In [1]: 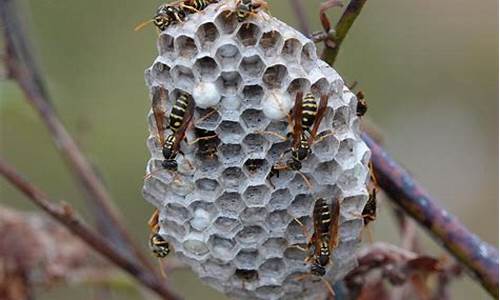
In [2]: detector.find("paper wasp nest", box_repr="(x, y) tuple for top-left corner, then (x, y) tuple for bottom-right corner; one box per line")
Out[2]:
(142, 1), (370, 299)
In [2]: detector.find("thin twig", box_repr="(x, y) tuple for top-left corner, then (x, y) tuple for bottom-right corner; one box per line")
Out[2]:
(0, 0), (154, 272)
(0, 158), (180, 300)
(362, 133), (499, 298)
(321, 0), (368, 65)
(289, 0), (310, 35)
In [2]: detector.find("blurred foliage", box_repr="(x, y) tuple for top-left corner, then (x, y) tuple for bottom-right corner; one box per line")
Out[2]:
(0, 0), (497, 299)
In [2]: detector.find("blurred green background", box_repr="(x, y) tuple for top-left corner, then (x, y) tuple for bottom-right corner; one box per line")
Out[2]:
(0, 0), (497, 299)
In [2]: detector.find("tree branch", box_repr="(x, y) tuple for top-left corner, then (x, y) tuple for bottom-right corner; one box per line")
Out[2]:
(321, 0), (368, 65)
(289, 0), (310, 35)
(0, 0), (154, 272)
(362, 133), (499, 298)
(0, 158), (180, 300)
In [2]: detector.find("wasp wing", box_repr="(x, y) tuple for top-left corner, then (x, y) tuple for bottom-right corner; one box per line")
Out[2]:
(328, 197), (341, 250)
(291, 91), (304, 149)
(171, 95), (194, 151)
(151, 86), (168, 146)
(308, 94), (328, 145)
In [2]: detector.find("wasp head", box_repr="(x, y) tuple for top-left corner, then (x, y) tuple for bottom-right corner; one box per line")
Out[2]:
(310, 264), (326, 277)
(162, 159), (178, 171)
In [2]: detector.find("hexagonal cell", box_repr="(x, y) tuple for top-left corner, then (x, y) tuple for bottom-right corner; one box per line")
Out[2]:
(213, 216), (242, 237)
(312, 132), (339, 161)
(159, 33), (175, 56)
(236, 225), (267, 246)
(312, 160), (341, 185)
(195, 108), (222, 130)
(243, 158), (269, 177)
(195, 178), (220, 193)
(215, 10), (238, 34)
(152, 62), (172, 85)
(258, 30), (283, 56)
(215, 192), (245, 217)
(241, 207), (268, 224)
(171, 65), (195, 90)
(301, 42), (317, 72)
(183, 232), (210, 257)
(197, 158), (222, 176)
(201, 260), (234, 281)
(286, 77), (311, 95)
(311, 78), (330, 98)
(281, 38), (302, 62)
(336, 138), (357, 167)
(289, 194), (314, 218)
(241, 108), (268, 131)
(196, 22), (220, 50)
(221, 167), (247, 192)
(243, 133), (269, 155)
(189, 200), (219, 231)
(193, 56), (220, 80)
(263, 120), (289, 143)
(285, 217), (310, 244)
(239, 55), (265, 78)
(258, 258), (286, 279)
(266, 209), (291, 232)
(209, 235), (238, 262)
(256, 285), (284, 299)
(164, 203), (192, 224)
(216, 71), (242, 96)
(261, 238), (287, 258)
(194, 128), (220, 160)
(236, 23), (261, 47)
(332, 105), (350, 133)
(215, 44), (242, 69)
(234, 249), (260, 269)
(162, 219), (188, 239)
(175, 35), (198, 59)
(269, 188), (293, 211)
(337, 164), (364, 191)
(234, 269), (259, 283)
(243, 184), (271, 207)
(262, 64), (288, 89)
(267, 141), (290, 162)
(241, 84), (264, 107)
(219, 143), (243, 164)
(216, 120), (244, 143)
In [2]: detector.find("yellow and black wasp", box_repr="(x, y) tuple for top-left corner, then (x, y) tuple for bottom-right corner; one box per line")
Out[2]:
(355, 91), (368, 117)
(362, 161), (378, 226)
(148, 209), (171, 258)
(180, 0), (219, 13)
(234, 0), (269, 22)
(135, 3), (187, 32)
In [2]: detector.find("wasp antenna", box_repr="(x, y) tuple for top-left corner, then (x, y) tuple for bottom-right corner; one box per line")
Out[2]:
(158, 259), (168, 278)
(134, 19), (154, 32)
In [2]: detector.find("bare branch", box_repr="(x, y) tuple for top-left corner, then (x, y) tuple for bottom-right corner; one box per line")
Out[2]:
(289, 0), (310, 35)
(0, 158), (180, 300)
(0, 0), (153, 272)
(362, 133), (499, 298)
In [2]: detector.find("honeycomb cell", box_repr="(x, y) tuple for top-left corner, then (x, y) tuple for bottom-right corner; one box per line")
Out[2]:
(336, 138), (357, 167)
(266, 209), (291, 231)
(243, 158), (269, 177)
(213, 216), (243, 237)
(256, 285), (283, 299)
(183, 232), (210, 257)
(215, 192), (245, 217)
(234, 269), (259, 282)
(269, 189), (293, 211)
(241, 108), (267, 131)
(337, 164), (364, 191)
(267, 141), (290, 162)
(195, 178), (221, 194)
(234, 249), (260, 269)
(215, 10), (238, 34)
(216, 120), (244, 143)
(215, 44), (242, 69)
(283, 246), (306, 261)
(164, 203), (192, 224)
(262, 64), (288, 89)
(221, 167), (247, 192)
(243, 133), (269, 155)
(241, 84), (264, 107)
(194, 56), (220, 80)
(241, 207), (268, 224)
(281, 38), (302, 62)
(243, 184), (271, 207)
(258, 30), (283, 57)
(159, 33), (175, 57)
(195, 108), (222, 130)
(189, 200), (219, 231)
(258, 258), (286, 279)
(239, 55), (265, 78)
(300, 42), (317, 73)
(286, 77), (311, 95)
(236, 23), (261, 47)
(209, 235), (238, 262)
(196, 22), (220, 50)
(311, 78), (330, 97)
(289, 194), (314, 218)
(219, 143), (243, 165)
(194, 129), (220, 161)
(312, 160), (340, 185)
(332, 106), (350, 134)
(236, 225), (267, 246)
(152, 62), (172, 85)
(175, 35), (198, 59)
(171, 65), (195, 90)
(216, 71), (242, 96)
(201, 260), (234, 281)
(312, 133), (339, 162)
(285, 217), (310, 244)
(287, 173), (314, 196)
(261, 238), (287, 258)
(263, 120), (289, 143)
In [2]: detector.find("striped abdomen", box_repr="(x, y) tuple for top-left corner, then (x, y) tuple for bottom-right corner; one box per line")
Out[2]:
(301, 93), (318, 132)
(313, 198), (332, 266)
(162, 135), (177, 159)
(169, 93), (189, 132)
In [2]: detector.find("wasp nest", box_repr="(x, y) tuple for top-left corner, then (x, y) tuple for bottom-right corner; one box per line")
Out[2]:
(142, 1), (370, 299)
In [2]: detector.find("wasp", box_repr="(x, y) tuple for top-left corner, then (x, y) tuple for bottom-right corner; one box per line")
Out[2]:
(180, 0), (219, 13)
(134, 3), (187, 32)
(234, 0), (269, 22)
(362, 161), (378, 226)
(355, 91), (368, 117)
(193, 128), (219, 160)
(148, 209), (171, 258)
